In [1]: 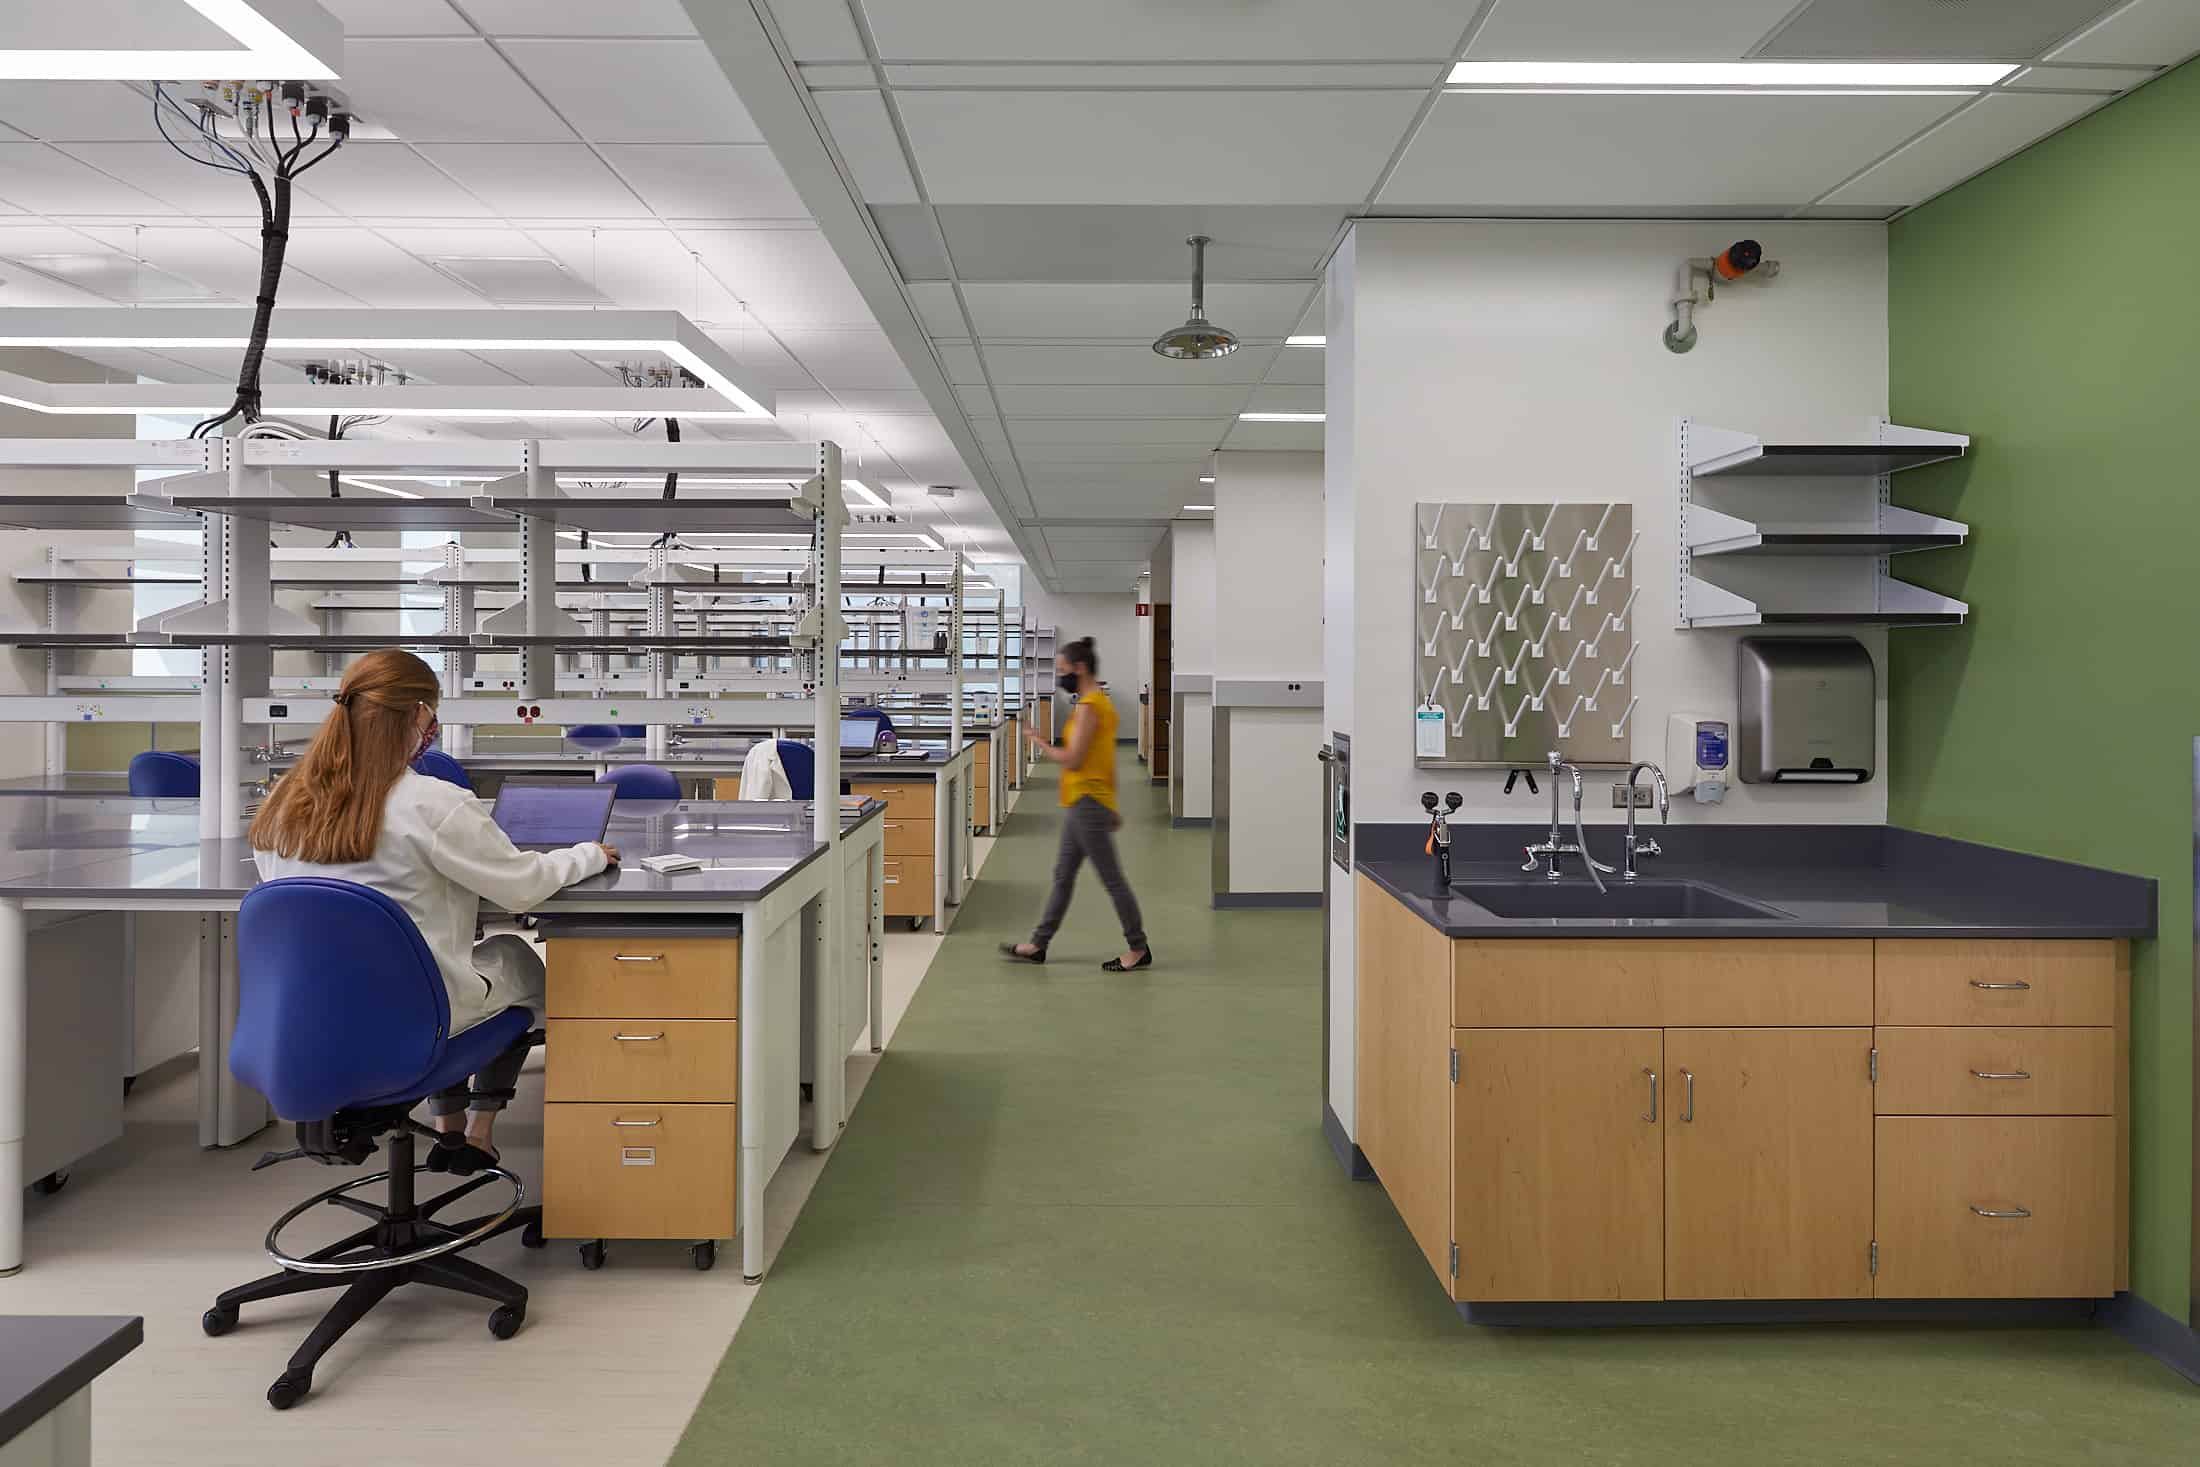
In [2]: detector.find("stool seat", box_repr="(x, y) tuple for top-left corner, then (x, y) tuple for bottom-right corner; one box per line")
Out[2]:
(353, 1007), (531, 1110)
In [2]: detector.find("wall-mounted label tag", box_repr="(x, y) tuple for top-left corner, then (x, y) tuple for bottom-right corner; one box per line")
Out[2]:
(620, 1148), (657, 1167)
(1415, 703), (1446, 758)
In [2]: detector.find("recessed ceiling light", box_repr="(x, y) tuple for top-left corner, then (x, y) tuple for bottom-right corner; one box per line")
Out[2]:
(0, 0), (341, 80)
(1284, 335), (1326, 347)
(1182, 504), (1214, 512)
(1239, 412), (1324, 423)
(1446, 61), (2016, 90)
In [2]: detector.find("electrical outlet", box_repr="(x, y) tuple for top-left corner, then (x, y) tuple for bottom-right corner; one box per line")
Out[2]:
(1610, 783), (1655, 808)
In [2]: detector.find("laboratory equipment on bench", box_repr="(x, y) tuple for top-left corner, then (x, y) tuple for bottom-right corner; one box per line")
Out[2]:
(1664, 715), (1731, 805)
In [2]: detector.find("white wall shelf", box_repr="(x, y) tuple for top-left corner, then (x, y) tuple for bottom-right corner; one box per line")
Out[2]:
(1677, 418), (1971, 629)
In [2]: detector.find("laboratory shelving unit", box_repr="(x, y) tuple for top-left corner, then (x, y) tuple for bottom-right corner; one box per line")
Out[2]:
(1675, 418), (1971, 629)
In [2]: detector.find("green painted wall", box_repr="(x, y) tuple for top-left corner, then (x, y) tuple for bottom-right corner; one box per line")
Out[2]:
(1888, 61), (2198, 1321)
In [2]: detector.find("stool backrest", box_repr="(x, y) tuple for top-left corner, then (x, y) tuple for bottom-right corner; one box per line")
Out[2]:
(230, 878), (450, 1121)
(596, 763), (681, 802)
(844, 706), (897, 737)
(128, 750), (201, 797)
(411, 748), (473, 792)
(776, 740), (815, 800)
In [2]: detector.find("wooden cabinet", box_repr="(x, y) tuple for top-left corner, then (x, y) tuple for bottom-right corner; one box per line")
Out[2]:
(542, 930), (741, 1245)
(1453, 1029), (1663, 1302)
(972, 737), (992, 830)
(848, 778), (931, 820)
(1356, 883), (2131, 1313)
(1662, 1028), (1873, 1300)
(882, 854), (934, 919)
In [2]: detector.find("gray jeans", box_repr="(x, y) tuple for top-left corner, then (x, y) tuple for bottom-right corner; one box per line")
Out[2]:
(1032, 797), (1147, 951)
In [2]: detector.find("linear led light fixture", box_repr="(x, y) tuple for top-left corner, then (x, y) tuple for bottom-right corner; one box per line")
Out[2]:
(1239, 412), (1324, 423)
(1446, 61), (2016, 90)
(0, 308), (774, 420)
(0, 0), (341, 80)
(1182, 504), (1214, 512)
(1284, 335), (1326, 347)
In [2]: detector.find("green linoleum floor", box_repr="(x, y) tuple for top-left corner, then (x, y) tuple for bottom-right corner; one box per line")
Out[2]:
(670, 764), (2200, 1466)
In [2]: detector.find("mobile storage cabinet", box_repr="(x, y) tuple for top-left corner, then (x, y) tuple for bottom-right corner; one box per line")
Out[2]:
(541, 923), (742, 1272)
(850, 779), (935, 925)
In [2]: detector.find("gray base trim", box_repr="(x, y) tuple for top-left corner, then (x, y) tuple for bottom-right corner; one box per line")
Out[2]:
(1170, 816), (1212, 829)
(1458, 1298), (2103, 1329)
(1323, 1103), (1373, 1181)
(1214, 891), (1322, 909)
(2102, 1292), (2200, 1384)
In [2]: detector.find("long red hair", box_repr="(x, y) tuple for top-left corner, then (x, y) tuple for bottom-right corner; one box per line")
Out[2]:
(248, 648), (440, 864)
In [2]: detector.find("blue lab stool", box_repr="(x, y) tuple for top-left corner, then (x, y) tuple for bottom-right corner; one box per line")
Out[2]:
(411, 748), (473, 792)
(127, 750), (200, 796)
(776, 740), (816, 800)
(597, 764), (681, 802)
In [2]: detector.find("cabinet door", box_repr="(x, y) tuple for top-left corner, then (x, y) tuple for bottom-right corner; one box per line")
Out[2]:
(1453, 1029), (1663, 1302)
(1664, 1028), (1874, 1300)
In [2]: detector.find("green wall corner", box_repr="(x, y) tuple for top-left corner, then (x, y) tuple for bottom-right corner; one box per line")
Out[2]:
(1889, 60), (2199, 1321)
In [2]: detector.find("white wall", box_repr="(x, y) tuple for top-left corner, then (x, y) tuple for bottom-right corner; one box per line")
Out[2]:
(1019, 582), (1139, 732)
(1215, 450), (1324, 894)
(1164, 519), (1216, 819)
(1323, 231), (1360, 1129)
(1326, 218), (1896, 1128)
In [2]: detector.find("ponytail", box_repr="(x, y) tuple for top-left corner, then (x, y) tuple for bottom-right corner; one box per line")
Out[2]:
(249, 648), (440, 863)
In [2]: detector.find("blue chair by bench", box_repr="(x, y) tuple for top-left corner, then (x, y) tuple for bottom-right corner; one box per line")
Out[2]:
(776, 740), (815, 800)
(411, 748), (473, 792)
(597, 764), (681, 802)
(127, 750), (200, 797)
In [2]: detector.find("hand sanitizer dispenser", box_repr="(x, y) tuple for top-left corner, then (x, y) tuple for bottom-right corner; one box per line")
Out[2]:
(1665, 714), (1730, 805)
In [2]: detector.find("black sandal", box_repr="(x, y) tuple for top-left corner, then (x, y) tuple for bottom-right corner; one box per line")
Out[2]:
(424, 1132), (463, 1172)
(440, 1139), (502, 1177)
(1000, 942), (1046, 964)
(1101, 950), (1153, 972)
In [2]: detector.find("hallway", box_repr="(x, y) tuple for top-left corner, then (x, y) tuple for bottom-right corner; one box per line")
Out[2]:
(670, 765), (2198, 1465)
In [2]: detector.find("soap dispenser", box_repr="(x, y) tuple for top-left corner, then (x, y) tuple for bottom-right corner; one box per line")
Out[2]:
(1665, 714), (1730, 805)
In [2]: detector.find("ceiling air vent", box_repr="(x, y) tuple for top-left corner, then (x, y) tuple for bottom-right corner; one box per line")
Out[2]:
(1754, 0), (2120, 60)
(425, 256), (608, 306)
(4, 253), (226, 303)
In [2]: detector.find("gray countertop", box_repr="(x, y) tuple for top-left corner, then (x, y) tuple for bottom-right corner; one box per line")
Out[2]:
(0, 1316), (141, 1446)
(1356, 823), (2156, 939)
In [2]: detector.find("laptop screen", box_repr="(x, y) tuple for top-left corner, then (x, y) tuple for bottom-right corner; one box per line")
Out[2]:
(839, 716), (883, 755)
(491, 780), (618, 850)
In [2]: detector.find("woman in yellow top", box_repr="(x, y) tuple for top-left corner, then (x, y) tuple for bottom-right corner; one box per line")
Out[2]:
(1001, 637), (1151, 971)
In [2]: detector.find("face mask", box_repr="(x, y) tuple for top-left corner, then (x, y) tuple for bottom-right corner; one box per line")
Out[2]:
(1058, 671), (1081, 694)
(415, 712), (439, 761)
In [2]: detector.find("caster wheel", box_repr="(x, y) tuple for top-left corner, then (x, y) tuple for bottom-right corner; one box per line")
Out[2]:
(578, 1239), (607, 1271)
(691, 1240), (717, 1272)
(520, 1220), (545, 1249)
(201, 1306), (238, 1338)
(799, 1082), (814, 1103)
(488, 1303), (526, 1340)
(266, 1369), (311, 1410)
(30, 1171), (67, 1197)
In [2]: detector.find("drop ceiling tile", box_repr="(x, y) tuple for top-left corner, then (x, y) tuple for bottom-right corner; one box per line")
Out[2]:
(906, 281), (966, 336)
(816, 91), (919, 205)
(1758, 0), (2119, 60)
(1025, 466), (1211, 491)
(50, 141), (264, 214)
(528, 227), (710, 312)
(1467, 0), (1801, 59)
(67, 224), (261, 302)
(1222, 418), (1324, 450)
(952, 342), (1285, 387)
(8, 1), (226, 45)
(985, 385), (1256, 418)
(919, 204), (1342, 282)
(767, 327), (913, 390)
(1009, 417), (1231, 446)
(701, 327), (817, 389)
(686, 228), (876, 330)
(279, 228), (510, 307)
(464, 0), (697, 34)
(341, 40), (578, 143)
(502, 40), (763, 143)
(2005, 64), (2157, 89)
(895, 90), (1421, 205)
(597, 144), (807, 218)
(957, 282), (1314, 339)
(2050, 0), (2200, 63)
(1263, 346), (1325, 387)
(1384, 91), (1969, 209)
(1016, 445), (1210, 465)
(1242, 386), (1323, 415)
(777, 387), (933, 416)
(291, 142), (500, 218)
(415, 144), (651, 218)
(0, 82), (160, 142)
(0, 144), (176, 214)
(766, 0), (869, 60)
(320, 1), (468, 34)
(862, 2), (1476, 61)
(1821, 92), (2105, 208)
(799, 65), (878, 89)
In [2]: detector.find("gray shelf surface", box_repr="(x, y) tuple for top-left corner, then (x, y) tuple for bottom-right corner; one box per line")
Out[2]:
(164, 495), (516, 532)
(0, 496), (203, 531)
(1696, 444), (1964, 478)
(1696, 531), (1967, 557)
(480, 495), (808, 534)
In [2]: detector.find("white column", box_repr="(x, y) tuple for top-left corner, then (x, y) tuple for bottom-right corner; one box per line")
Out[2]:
(1163, 519), (1216, 822)
(518, 444), (555, 703)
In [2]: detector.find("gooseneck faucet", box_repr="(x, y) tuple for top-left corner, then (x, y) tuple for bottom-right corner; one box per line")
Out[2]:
(1623, 761), (1670, 882)
(1521, 750), (1614, 888)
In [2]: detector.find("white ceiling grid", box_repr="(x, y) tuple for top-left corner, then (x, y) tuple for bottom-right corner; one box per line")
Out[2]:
(701, 0), (2198, 590)
(0, 0), (1011, 554)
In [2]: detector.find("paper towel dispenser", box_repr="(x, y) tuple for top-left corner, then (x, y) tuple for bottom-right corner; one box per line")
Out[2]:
(1736, 637), (1874, 785)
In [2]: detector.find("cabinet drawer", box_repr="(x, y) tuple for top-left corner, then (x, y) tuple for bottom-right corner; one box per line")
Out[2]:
(1873, 1116), (2114, 1298)
(881, 815), (934, 857)
(848, 780), (933, 819)
(1873, 1028), (2114, 1116)
(546, 936), (739, 1020)
(1875, 941), (2118, 1026)
(883, 855), (934, 916)
(543, 1103), (735, 1242)
(1453, 940), (1871, 1028)
(545, 1019), (738, 1104)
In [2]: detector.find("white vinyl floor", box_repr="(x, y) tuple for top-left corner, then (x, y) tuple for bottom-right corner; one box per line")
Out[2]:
(3, 803), (1012, 1466)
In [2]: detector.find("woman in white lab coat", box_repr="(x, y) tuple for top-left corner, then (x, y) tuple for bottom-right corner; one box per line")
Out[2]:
(248, 648), (620, 1175)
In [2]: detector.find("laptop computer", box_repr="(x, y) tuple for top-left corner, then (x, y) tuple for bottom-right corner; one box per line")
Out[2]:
(839, 716), (885, 758)
(490, 778), (618, 853)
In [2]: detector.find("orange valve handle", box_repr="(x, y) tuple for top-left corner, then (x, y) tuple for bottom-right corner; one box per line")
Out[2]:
(1713, 240), (1763, 281)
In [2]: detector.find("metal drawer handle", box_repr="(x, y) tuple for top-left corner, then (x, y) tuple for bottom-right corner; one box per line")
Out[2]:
(1968, 979), (2031, 991)
(1641, 1067), (1658, 1123)
(613, 1032), (665, 1042)
(1970, 1069), (2031, 1080)
(1680, 1068), (1694, 1124)
(613, 953), (664, 964)
(1970, 1205), (2032, 1219)
(611, 1117), (661, 1128)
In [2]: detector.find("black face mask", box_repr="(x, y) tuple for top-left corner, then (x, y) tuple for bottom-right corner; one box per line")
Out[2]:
(1058, 671), (1081, 694)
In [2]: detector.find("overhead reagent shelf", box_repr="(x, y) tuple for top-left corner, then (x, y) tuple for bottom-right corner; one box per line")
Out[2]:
(1676, 418), (1970, 629)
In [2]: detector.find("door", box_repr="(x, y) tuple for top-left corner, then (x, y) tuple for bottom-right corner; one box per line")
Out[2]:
(1453, 1028), (1664, 1302)
(1664, 1028), (1874, 1299)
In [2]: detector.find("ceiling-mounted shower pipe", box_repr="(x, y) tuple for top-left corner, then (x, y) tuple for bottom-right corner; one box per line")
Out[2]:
(1663, 239), (1779, 353)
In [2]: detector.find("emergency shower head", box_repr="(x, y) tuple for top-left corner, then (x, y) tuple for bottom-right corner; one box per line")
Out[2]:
(1152, 235), (1239, 361)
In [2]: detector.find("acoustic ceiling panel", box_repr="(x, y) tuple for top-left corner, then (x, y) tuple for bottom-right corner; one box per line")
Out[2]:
(2049, 0), (2200, 63)
(1468, 0), (1803, 60)
(1820, 91), (2101, 207)
(856, 0), (1479, 62)
(1756, 0), (2121, 59)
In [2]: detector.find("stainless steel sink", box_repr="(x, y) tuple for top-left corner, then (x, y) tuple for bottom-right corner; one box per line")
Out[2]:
(1453, 878), (1791, 921)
